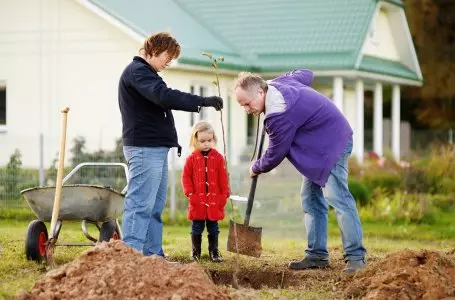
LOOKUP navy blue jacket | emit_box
[118,56,204,150]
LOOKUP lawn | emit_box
[1,212,455,299]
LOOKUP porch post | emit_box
[355,79,364,163]
[333,77,344,113]
[392,84,401,161]
[373,82,383,157]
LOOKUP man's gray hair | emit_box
[234,72,268,94]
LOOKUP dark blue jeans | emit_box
[191,220,219,236]
[122,146,169,257]
[301,136,366,262]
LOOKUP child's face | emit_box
[196,130,214,152]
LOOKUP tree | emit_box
[404,0,455,129]
[5,149,22,198]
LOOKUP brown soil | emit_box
[17,240,231,300]
[341,249,455,300]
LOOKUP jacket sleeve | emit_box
[217,156,230,197]
[132,65,203,112]
[284,69,314,86]
[181,158,195,196]
[252,115,296,174]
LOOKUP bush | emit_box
[428,193,455,211]
[401,166,431,193]
[359,189,438,224]
[348,179,370,206]
[361,170,402,193]
[424,145,455,194]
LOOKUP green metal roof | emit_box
[88,0,420,82]
[380,0,404,7]
[359,55,420,81]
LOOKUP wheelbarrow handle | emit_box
[244,125,266,226]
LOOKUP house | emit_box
[0,0,422,170]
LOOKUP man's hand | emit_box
[202,96,223,111]
[249,165,258,178]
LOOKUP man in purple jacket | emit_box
[234,70,366,274]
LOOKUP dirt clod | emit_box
[342,249,455,300]
[18,240,231,300]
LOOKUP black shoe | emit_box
[208,234,223,262]
[191,234,202,261]
[344,259,366,274]
[288,257,329,270]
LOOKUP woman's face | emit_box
[196,130,214,152]
[149,51,173,72]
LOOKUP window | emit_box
[0,86,6,126]
[189,84,208,126]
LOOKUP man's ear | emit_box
[258,88,266,100]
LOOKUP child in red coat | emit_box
[181,121,230,262]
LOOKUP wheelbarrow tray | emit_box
[21,184,124,222]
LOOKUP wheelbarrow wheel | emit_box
[25,220,48,262]
[99,220,120,242]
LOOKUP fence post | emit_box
[39,133,45,186]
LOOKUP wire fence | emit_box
[0,129,453,217]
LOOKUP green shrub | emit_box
[421,145,455,194]
[401,166,431,193]
[0,206,36,221]
[348,179,370,206]
[361,170,402,193]
[359,189,438,224]
[427,193,455,211]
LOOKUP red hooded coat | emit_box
[181,149,230,221]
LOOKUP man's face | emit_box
[235,87,265,116]
[149,51,173,72]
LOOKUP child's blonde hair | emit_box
[190,121,217,148]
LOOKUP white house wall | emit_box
[0,0,141,167]
[0,0,245,169]
[363,8,400,61]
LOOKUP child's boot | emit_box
[208,234,223,262]
[191,234,202,261]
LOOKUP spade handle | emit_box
[244,125,266,226]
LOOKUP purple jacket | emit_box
[252,70,353,187]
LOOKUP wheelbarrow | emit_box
[20,162,129,262]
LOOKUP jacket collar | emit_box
[192,149,218,158]
[133,56,158,74]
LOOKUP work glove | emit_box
[202,96,223,111]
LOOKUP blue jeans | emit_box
[122,146,169,256]
[191,220,219,236]
[301,137,366,261]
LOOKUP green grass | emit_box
[1,214,455,299]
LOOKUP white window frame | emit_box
[0,82,6,133]
[189,82,211,126]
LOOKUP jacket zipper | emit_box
[204,154,208,194]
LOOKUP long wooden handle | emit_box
[244,125,266,226]
[49,107,70,238]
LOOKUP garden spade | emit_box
[227,126,265,258]
[46,107,69,265]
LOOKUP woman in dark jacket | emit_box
[118,32,223,257]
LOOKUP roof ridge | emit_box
[87,0,147,38]
[171,0,247,59]
[353,1,380,70]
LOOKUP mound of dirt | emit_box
[342,249,455,300]
[18,240,231,300]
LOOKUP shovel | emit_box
[227,126,266,257]
[46,107,70,265]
